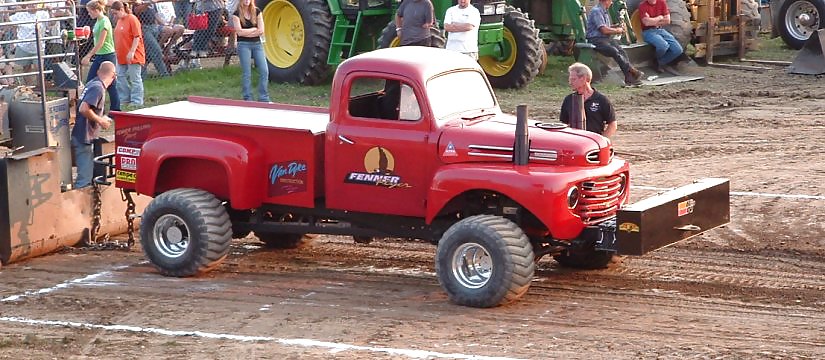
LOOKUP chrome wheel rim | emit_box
[451,242,493,289]
[153,214,190,258]
[785,1,820,41]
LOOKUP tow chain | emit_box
[122,189,137,247]
[84,182,132,251]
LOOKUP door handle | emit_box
[338,135,354,145]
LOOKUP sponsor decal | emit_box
[120,156,137,171]
[442,142,457,157]
[618,222,640,233]
[677,199,696,217]
[345,147,411,189]
[268,160,308,196]
[116,146,141,157]
[115,123,151,147]
[116,170,136,183]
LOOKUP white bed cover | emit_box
[130,100,330,135]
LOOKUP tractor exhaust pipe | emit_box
[514,104,529,165]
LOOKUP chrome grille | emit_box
[575,174,625,225]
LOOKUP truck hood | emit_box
[437,113,613,166]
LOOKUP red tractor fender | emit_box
[136,135,266,209]
[425,164,589,239]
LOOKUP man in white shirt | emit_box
[443,0,480,59]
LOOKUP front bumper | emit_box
[591,178,731,255]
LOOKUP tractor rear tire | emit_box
[435,215,535,308]
[258,0,332,85]
[778,0,825,49]
[377,21,446,49]
[627,0,693,48]
[140,188,232,277]
[478,6,543,89]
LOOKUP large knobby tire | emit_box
[778,0,825,49]
[553,247,614,269]
[258,0,332,85]
[256,232,305,249]
[628,0,693,48]
[435,215,535,308]
[478,7,542,89]
[377,21,446,49]
[140,189,232,277]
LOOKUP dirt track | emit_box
[1,65,824,359]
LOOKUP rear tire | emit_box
[435,215,535,308]
[778,0,825,49]
[140,189,232,277]
[258,0,332,84]
[553,248,614,269]
[256,232,304,249]
[478,6,542,89]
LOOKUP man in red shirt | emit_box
[638,0,683,75]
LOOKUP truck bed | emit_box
[130,97,329,135]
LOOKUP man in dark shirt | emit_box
[395,0,435,46]
[71,61,115,189]
[559,62,617,138]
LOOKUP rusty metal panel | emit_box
[0,142,150,266]
[615,178,730,255]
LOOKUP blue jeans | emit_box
[175,0,192,27]
[142,24,170,77]
[117,63,144,105]
[86,52,120,112]
[72,136,94,189]
[642,28,683,66]
[237,41,270,102]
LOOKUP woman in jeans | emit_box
[81,0,120,113]
[231,0,269,102]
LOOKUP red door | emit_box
[326,74,434,217]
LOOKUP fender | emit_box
[137,135,265,209]
[426,160,630,240]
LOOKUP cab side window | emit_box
[347,76,421,122]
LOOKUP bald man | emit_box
[72,61,115,189]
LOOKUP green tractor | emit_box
[256,0,544,88]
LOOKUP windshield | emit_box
[427,70,497,125]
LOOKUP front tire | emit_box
[478,6,543,89]
[140,189,232,277]
[778,0,825,49]
[258,0,333,84]
[435,215,535,308]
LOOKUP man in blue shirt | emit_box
[586,0,644,86]
[71,61,115,189]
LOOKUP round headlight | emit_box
[567,186,579,209]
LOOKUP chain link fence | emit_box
[82,0,238,79]
[0,0,237,90]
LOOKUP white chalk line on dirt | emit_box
[1,264,136,302]
[0,316,524,360]
[633,185,825,200]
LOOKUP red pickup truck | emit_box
[101,47,729,308]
